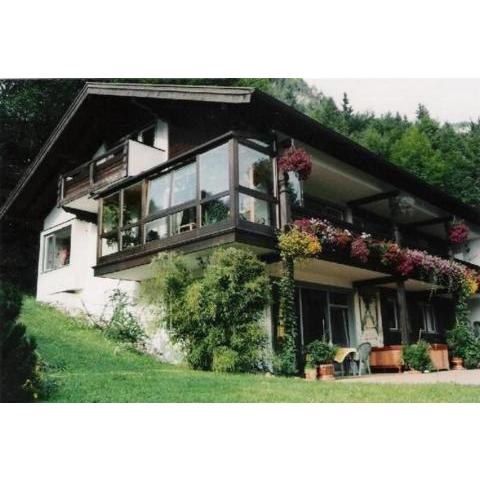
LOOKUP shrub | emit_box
[0,281,40,402]
[105,289,146,346]
[140,248,271,372]
[447,321,474,359]
[403,341,432,372]
[305,339,338,367]
[212,347,239,373]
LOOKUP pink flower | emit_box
[449,222,469,244]
[351,237,369,263]
[278,147,312,180]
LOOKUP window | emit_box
[421,303,437,333]
[171,207,197,234]
[44,226,71,271]
[123,183,142,225]
[202,196,230,226]
[384,297,399,331]
[238,144,273,195]
[148,174,171,215]
[145,217,168,243]
[199,143,229,198]
[239,194,273,226]
[171,163,196,206]
[102,193,120,233]
[137,125,155,147]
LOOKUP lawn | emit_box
[20,297,480,402]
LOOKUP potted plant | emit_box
[303,353,318,381]
[447,322,471,370]
[305,339,338,380]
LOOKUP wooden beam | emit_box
[348,190,399,208]
[403,215,452,229]
[62,207,98,224]
[353,275,406,289]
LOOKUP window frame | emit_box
[385,297,400,331]
[42,224,72,273]
[97,133,278,259]
[420,302,438,334]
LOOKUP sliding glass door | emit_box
[297,286,353,348]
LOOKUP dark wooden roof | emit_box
[2,81,480,226]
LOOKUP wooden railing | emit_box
[58,141,129,204]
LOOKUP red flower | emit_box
[396,251,415,276]
[351,238,369,263]
[381,242,401,266]
[449,222,469,244]
[278,147,312,180]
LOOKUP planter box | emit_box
[370,343,449,373]
[370,345,403,373]
[429,343,449,371]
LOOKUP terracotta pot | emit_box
[451,357,465,370]
[318,363,335,380]
[304,367,318,381]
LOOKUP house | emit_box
[2,82,480,367]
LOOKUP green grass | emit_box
[20,297,480,402]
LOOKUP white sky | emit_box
[305,79,480,124]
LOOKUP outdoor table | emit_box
[334,347,357,376]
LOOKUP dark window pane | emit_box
[384,298,399,331]
[122,226,141,250]
[300,289,328,345]
[101,234,119,256]
[145,217,168,242]
[123,183,142,225]
[238,144,273,195]
[102,193,120,233]
[238,193,274,226]
[202,196,230,226]
[139,126,155,146]
[148,174,171,215]
[330,306,350,347]
[330,292,348,306]
[171,207,197,235]
[199,143,229,198]
[171,163,196,206]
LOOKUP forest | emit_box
[1,78,479,207]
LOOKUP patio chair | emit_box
[356,342,372,376]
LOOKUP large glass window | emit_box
[145,217,168,243]
[238,144,273,195]
[239,193,273,226]
[171,163,196,206]
[44,226,71,271]
[148,174,171,215]
[199,143,229,198]
[202,195,230,226]
[123,183,142,225]
[171,207,197,235]
[102,193,120,233]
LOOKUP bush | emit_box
[212,347,239,373]
[0,281,40,402]
[140,248,271,372]
[305,339,338,367]
[403,341,432,372]
[105,289,146,346]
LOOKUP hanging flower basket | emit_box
[449,221,469,244]
[278,147,312,181]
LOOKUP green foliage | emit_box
[446,314,480,369]
[0,281,40,402]
[104,289,146,346]
[403,341,432,372]
[305,339,338,367]
[140,248,271,372]
[276,257,298,376]
[212,347,239,373]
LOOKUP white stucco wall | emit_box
[36,206,184,364]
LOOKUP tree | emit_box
[0,281,39,402]
[140,248,271,372]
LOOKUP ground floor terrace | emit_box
[268,257,460,375]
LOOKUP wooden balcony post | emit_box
[278,170,291,229]
[392,222,410,345]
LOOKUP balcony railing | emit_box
[58,140,166,206]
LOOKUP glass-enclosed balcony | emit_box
[97,132,277,259]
